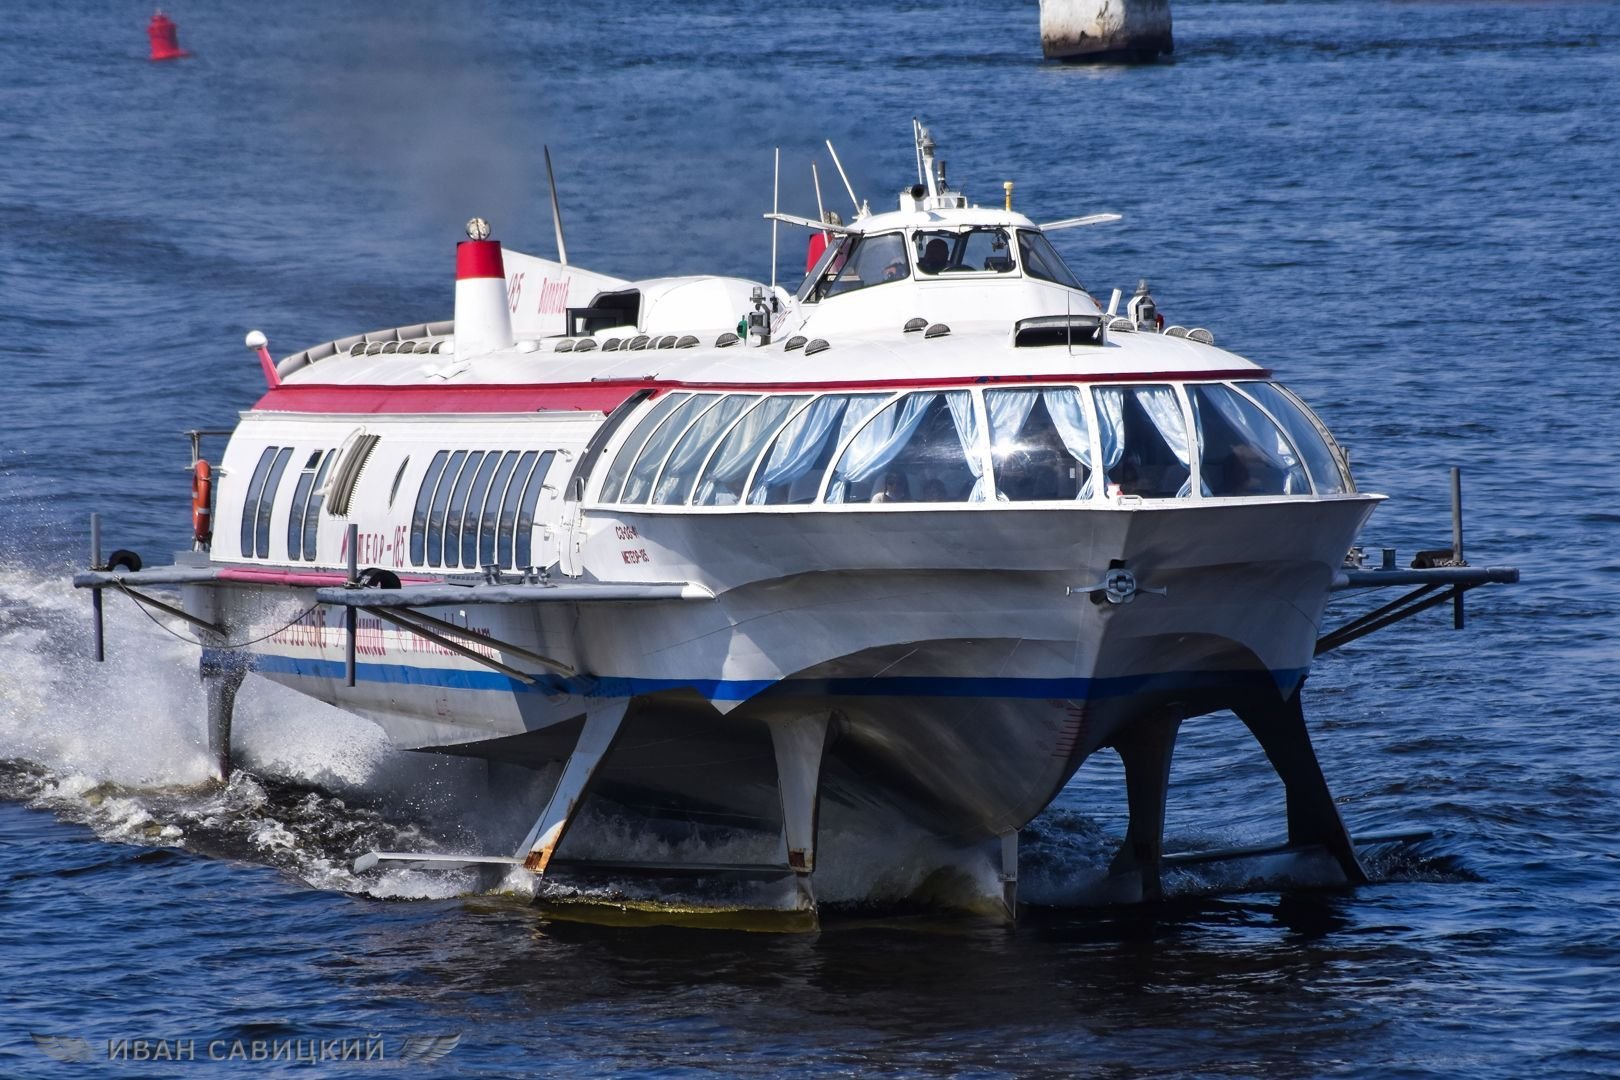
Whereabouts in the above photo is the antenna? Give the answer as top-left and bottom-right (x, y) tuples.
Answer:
(543, 146), (568, 266)
(770, 147), (780, 291)
(812, 162), (827, 235)
(825, 139), (861, 217)
(913, 117), (926, 185)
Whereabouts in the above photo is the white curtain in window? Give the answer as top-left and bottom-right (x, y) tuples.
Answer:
(748, 397), (847, 504)
(826, 393), (934, 502)
(1134, 385), (1195, 497)
(1093, 388), (1127, 485)
(695, 399), (790, 504)
(1041, 388), (1096, 499)
(987, 390), (1040, 450)
(944, 390), (986, 501)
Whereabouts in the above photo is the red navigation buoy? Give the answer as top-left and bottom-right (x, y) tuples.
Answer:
(147, 10), (191, 61)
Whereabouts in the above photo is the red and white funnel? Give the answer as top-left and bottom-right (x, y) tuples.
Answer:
(454, 217), (515, 358)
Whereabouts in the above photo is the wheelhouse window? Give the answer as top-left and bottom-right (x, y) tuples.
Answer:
(1093, 385), (1193, 498)
(797, 232), (910, 302)
(986, 388), (1095, 501)
(913, 227), (1015, 275)
(1017, 230), (1085, 291)
(826, 390), (984, 503)
(1235, 381), (1353, 494)
(748, 394), (889, 504)
(1188, 384), (1308, 496)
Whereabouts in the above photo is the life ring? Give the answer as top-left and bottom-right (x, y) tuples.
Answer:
(191, 459), (213, 543)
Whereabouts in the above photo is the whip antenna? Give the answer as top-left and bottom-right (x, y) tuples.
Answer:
(543, 145), (568, 266)
(825, 139), (861, 217)
(771, 147), (780, 291)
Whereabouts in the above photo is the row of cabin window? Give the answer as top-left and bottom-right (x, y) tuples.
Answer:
(236, 446), (555, 568)
(241, 446), (337, 560)
(409, 449), (555, 570)
(595, 381), (1351, 508)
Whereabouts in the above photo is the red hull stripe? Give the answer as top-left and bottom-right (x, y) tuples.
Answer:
(455, 240), (506, 280)
(251, 368), (1268, 415)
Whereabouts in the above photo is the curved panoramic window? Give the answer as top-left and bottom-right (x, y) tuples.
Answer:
(914, 228), (1015, 275)
(409, 450), (451, 566)
(748, 394), (889, 505)
(599, 393), (690, 503)
(693, 396), (807, 506)
(1189, 384), (1308, 496)
(458, 452), (503, 568)
(513, 451), (554, 569)
(1094, 385), (1193, 499)
(476, 451), (522, 567)
(285, 450), (323, 561)
(620, 394), (722, 505)
(799, 233), (910, 302)
(826, 391), (983, 503)
(651, 395), (759, 505)
(254, 447), (295, 559)
(496, 450), (540, 568)
(1017, 230), (1085, 291)
(1235, 381), (1352, 494)
(986, 387), (1095, 501)
(426, 450), (467, 566)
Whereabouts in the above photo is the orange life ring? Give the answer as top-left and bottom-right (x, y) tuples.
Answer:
(192, 459), (213, 543)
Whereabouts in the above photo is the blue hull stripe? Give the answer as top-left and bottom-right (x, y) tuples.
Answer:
(218, 651), (1305, 703)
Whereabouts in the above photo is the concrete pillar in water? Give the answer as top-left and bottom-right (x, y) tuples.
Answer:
(1040, 0), (1173, 62)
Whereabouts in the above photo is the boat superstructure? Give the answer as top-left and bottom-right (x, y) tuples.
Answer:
(76, 122), (1516, 921)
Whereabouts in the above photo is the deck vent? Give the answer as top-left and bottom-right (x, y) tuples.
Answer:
(554, 339), (576, 353)
(601, 338), (622, 352)
(574, 338), (598, 352)
(676, 335), (700, 349)
(1108, 317), (1136, 333)
(784, 335), (808, 351)
(627, 335), (651, 350)
(715, 332), (740, 348)
(1013, 314), (1103, 347)
(903, 317), (928, 333)
(380, 341), (401, 354)
(657, 335), (679, 349)
(1164, 325), (1189, 338)
(364, 341), (386, 356)
(803, 338), (831, 356)
(1187, 327), (1215, 345)
(924, 323), (951, 339)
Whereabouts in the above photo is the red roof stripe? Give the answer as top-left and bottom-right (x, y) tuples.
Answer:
(250, 368), (1269, 415)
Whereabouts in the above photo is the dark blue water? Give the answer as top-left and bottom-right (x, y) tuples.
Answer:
(4, 0), (1619, 1075)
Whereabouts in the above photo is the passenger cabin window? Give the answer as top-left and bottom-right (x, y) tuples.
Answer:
(748, 394), (888, 504)
(986, 388), (1095, 501)
(650, 395), (758, 505)
(827, 391), (984, 503)
(300, 449), (336, 560)
(239, 447), (278, 558)
(798, 233), (910, 302)
(1093, 386), (1193, 498)
(1235, 381), (1352, 494)
(693, 396), (806, 506)
(410, 448), (554, 570)
(913, 227), (1015, 275)
(286, 450), (324, 560)
(1189, 384), (1308, 496)
(619, 394), (721, 504)
(600, 393), (690, 502)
